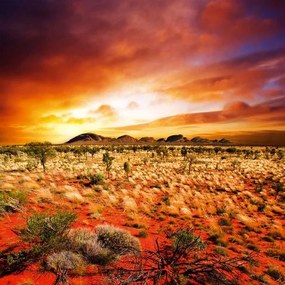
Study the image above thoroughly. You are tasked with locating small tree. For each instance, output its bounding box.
[275,182,284,200]
[103,152,114,178]
[181,146,188,160]
[188,155,196,174]
[25,142,56,172]
[123,162,130,179]
[277,149,284,160]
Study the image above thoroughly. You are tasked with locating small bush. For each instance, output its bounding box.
[137,230,148,238]
[171,229,206,251]
[266,266,285,282]
[218,217,231,226]
[246,243,260,252]
[46,251,84,285]
[266,250,285,262]
[214,246,228,256]
[89,173,105,185]
[96,224,141,255]
[267,231,284,240]
[0,190,27,215]
[68,228,97,250]
[19,212,76,253]
[216,207,225,215]
[67,227,115,265]
[84,238,115,265]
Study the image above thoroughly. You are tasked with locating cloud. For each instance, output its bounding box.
[162,47,285,102]
[115,99,285,129]
[66,117,95,124]
[127,101,139,110]
[0,0,284,144]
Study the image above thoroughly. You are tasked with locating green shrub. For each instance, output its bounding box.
[19,212,76,253]
[0,190,27,216]
[218,217,231,226]
[89,173,105,185]
[171,229,206,251]
[214,246,228,256]
[137,230,148,238]
[25,142,56,172]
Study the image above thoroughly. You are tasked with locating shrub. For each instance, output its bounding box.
[84,238,115,265]
[102,152,114,178]
[171,229,206,251]
[89,173,105,186]
[0,211,76,277]
[266,266,285,282]
[246,243,260,252]
[106,228,253,285]
[123,162,130,179]
[266,250,285,261]
[218,217,231,226]
[67,228,97,250]
[214,246,228,256]
[68,226,141,265]
[46,251,84,285]
[19,212,76,253]
[67,228,115,265]
[0,190,26,216]
[96,225,141,255]
[137,230,148,238]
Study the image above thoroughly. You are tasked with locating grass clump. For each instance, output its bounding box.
[0,190,27,216]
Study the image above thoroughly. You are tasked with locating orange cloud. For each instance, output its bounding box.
[0,1,284,145]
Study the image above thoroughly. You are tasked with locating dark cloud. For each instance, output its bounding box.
[0,0,285,144]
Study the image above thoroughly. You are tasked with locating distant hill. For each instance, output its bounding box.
[190,136,231,144]
[115,135,138,143]
[66,133,231,145]
[66,133,112,144]
[166,134,188,143]
[139,137,156,143]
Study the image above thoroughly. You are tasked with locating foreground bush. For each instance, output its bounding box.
[19,212,76,253]
[0,212,76,277]
[1,217,256,285]
[68,228,115,265]
[106,228,254,285]
[0,190,27,216]
[46,251,84,285]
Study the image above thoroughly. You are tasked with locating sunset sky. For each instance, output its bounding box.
[1,0,285,145]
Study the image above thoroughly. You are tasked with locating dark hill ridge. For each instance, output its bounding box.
[166,134,188,142]
[139,137,156,143]
[116,135,138,143]
[66,133,231,145]
[66,133,112,143]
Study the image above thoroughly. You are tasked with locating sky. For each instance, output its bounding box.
[0,0,285,145]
